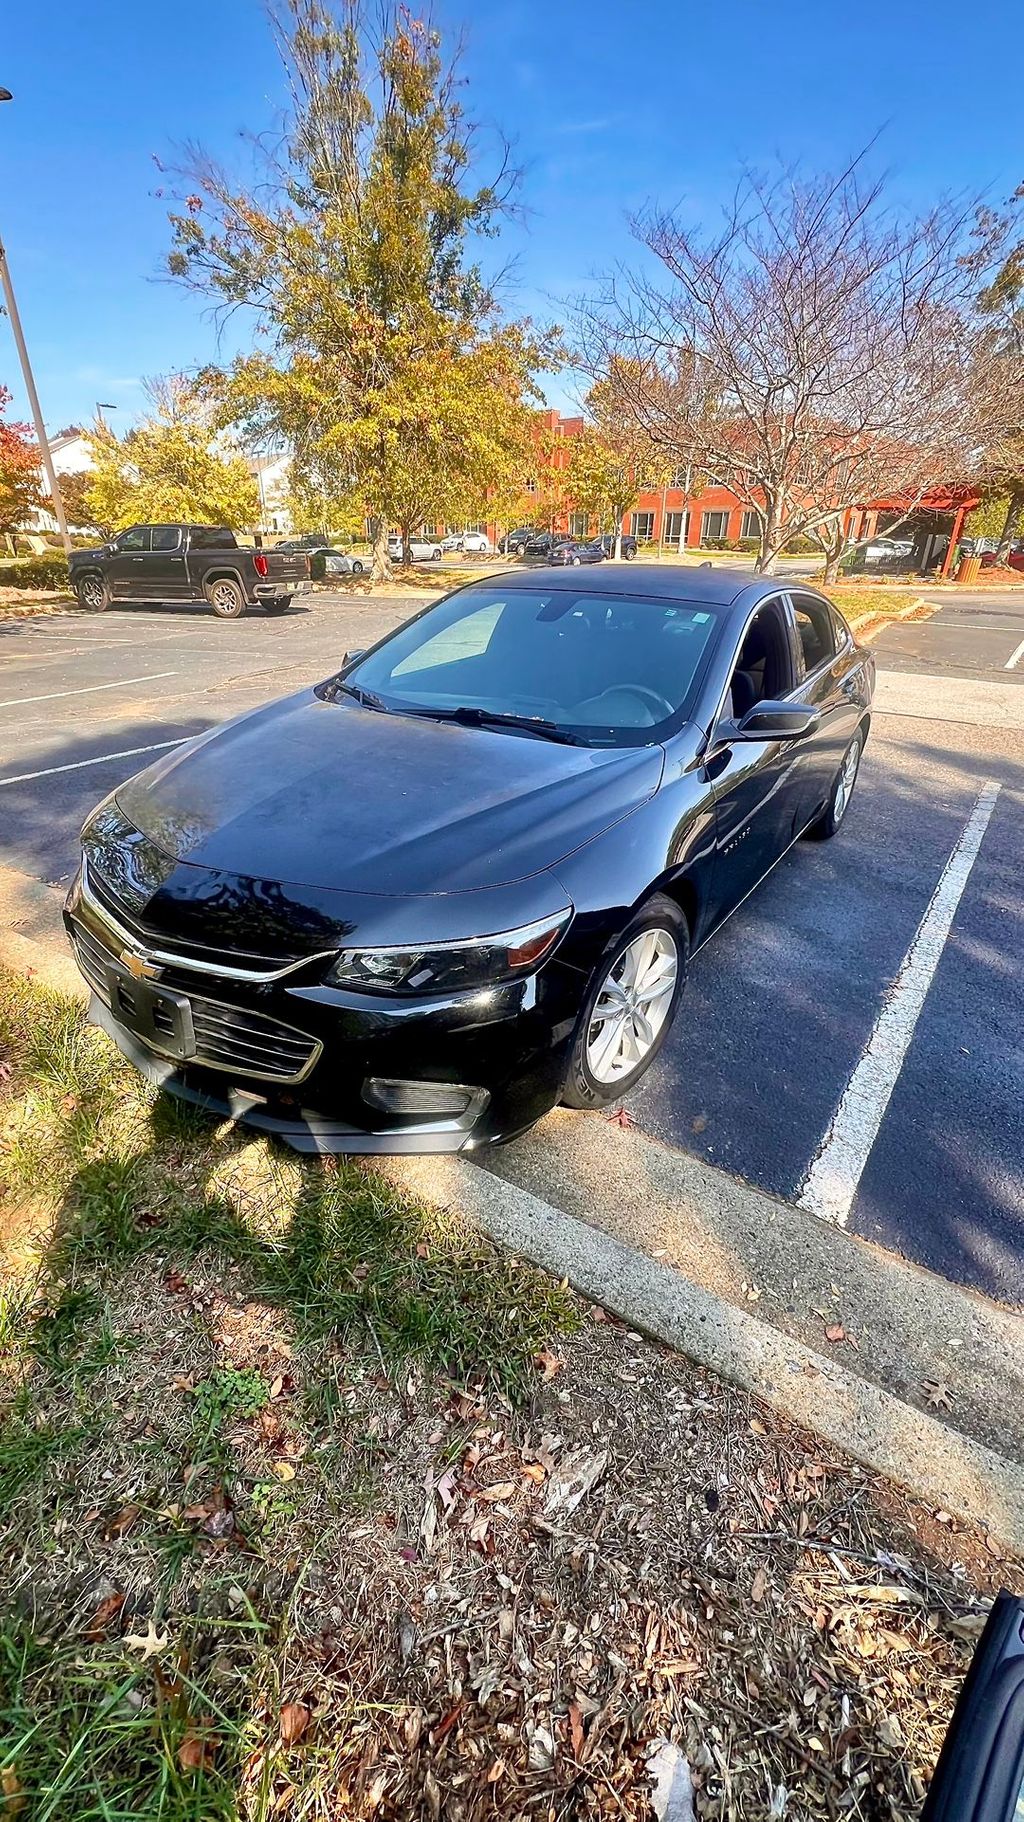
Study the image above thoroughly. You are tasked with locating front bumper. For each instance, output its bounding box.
[64,872,581,1155]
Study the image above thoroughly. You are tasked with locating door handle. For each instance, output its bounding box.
[131,556,144,563]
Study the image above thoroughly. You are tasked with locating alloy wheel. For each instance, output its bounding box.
[81,575,104,608]
[834,740,861,823]
[585,928,679,1085]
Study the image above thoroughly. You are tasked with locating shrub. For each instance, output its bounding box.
[0,554,70,590]
[308,550,327,580]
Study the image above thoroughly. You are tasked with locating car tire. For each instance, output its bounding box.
[571,555,582,566]
[803,730,864,840]
[561,894,688,1110]
[351,559,364,575]
[263,597,292,614]
[207,577,247,619]
[512,543,526,557]
[624,546,637,560]
[76,572,109,612]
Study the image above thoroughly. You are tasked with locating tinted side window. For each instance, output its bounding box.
[791,595,836,673]
[113,527,148,553]
[830,605,852,649]
[150,526,182,552]
[189,527,237,550]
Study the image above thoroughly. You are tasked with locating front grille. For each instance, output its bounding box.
[70,918,321,1084]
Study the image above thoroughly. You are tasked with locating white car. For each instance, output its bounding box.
[387,534,443,562]
[459,531,492,554]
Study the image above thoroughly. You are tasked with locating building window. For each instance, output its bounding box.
[669,466,689,488]
[464,522,486,535]
[630,511,655,542]
[701,509,730,542]
[568,511,590,538]
[663,510,689,545]
[740,510,761,540]
[422,523,440,538]
[524,478,538,495]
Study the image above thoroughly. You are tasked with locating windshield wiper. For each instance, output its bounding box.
[316,678,389,711]
[405,705,583,744]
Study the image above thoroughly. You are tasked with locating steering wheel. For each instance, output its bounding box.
[583,684,676,723]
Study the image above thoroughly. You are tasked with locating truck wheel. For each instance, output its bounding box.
[207,578,246,619]
[263,597,292,614]
[76,572,109,612]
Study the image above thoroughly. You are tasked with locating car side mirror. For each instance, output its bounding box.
[343,648,366,667]
[733,701,821,741]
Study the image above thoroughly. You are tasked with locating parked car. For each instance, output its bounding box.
[459,531,492,554]
[523,531,564,558]
[66,566,873,1156]
[598,533,639,560]
[68,525,310,619]
[861,535,916,567]
[498,527,540,556]
[549,539,606,566]
[278,543,365,577]
[387,534,444,562]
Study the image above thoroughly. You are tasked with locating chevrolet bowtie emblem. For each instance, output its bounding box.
[121,948,161,982]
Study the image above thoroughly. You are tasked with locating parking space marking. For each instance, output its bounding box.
[797,779,1002,1227]
[0,671,177,711]
[1006,636,1024,671]
[0,738,187,789]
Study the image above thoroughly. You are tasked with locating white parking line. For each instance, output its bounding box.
[0,671,177,710]
[797,779,1002,1227]
[0,739,187,789]
[1005,636,1024,671]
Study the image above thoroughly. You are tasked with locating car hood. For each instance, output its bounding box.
[113,690,664,897]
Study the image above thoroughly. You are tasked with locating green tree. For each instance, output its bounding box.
[0,385,43,550]
[166,0,553,579]
[85,383,260,531]
[56,468,108,536]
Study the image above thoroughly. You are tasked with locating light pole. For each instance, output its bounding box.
[0,86,72,552]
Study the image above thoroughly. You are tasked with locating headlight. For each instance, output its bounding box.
[327,909,571,994]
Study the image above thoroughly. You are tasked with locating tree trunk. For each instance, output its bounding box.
[756,505,783,574]
[822,550,843,585]
[401,521,414,566]
[368,514,392,584]
[994,486,1024,566]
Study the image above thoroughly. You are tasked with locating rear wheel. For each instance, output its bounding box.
[207,577,247,619]
[624,545,637,560]
[76,572,109,612]
[263,597,292,614]
[804,730,864,840]
[351,559,364,575]
[562,895,688,1110]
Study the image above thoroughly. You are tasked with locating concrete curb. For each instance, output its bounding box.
[380,1155,1024,1550]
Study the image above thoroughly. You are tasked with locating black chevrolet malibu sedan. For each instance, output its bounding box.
[64,567,874,1154]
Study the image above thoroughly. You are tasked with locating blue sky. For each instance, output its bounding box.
[2,0,1021,435]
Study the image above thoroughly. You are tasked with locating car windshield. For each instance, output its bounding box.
[343,585,725,746]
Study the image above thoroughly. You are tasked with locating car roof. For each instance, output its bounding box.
[492,563,768,605]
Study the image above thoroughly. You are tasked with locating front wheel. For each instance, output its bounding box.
[432,547,442,560]
[207,577,247,619]
[804,730,864,840]
[623,546,637,560]
[76,572,109,612]
[351,559,364,575]
[562,896,688,1110]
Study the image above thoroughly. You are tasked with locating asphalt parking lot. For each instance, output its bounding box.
[1,583,1022,1307]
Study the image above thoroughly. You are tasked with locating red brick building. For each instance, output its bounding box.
[503,410,978,579]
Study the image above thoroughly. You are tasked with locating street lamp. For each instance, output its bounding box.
[0,86,72,551]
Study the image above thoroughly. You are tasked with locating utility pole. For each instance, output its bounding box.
[0,87,71,552]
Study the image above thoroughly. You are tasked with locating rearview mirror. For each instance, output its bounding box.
[733,701,821,741]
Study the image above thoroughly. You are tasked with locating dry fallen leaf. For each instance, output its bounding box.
[85,1592,126,1640]
[824,1323,846,1344]
[125,1619,170,1660]
[279,1701,311,1746]
[104,1504,141,1540]
[178,1722,217,1772]
[486,1758,506,1784]
[751,1565,768,1604]
[568,1698,585,1758]
[272,1461,296,1483]
[1,1766,26,1817]
[478,1481,516,1503]
[534,1347,563,1382]
[922,1378,953,1411]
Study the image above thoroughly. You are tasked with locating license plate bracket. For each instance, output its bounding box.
[108,965,196,1062]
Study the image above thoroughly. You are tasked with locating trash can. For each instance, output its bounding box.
[956,554,982,583]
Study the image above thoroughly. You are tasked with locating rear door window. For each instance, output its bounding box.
[790,594,837,675]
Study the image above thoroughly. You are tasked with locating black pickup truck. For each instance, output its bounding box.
[68,524,311,619]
